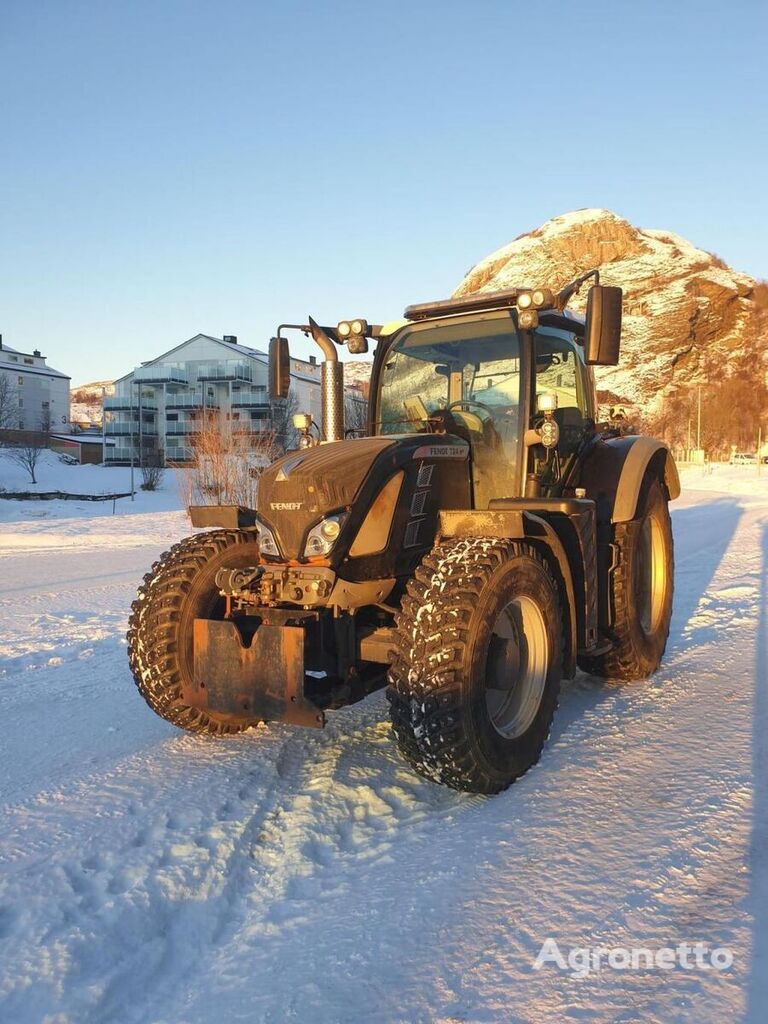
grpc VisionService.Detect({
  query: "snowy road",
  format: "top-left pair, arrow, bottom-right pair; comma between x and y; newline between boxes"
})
0,471 -> 766,1023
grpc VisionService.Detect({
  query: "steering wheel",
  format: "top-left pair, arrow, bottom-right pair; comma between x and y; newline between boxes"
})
446,398 -> 495,417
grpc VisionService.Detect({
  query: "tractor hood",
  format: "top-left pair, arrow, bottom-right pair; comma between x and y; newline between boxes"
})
257,437 -> 399,559
257,433 -> 471,562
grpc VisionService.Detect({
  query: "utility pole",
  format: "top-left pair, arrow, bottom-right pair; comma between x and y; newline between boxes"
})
759,426 -> 763,476
138,382 -> 143,474
129,378 -> 135,501
696,386 -> 702,451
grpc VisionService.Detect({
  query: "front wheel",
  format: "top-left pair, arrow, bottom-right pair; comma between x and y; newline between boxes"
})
387,539 -> 563,794
127,529 -> 263,735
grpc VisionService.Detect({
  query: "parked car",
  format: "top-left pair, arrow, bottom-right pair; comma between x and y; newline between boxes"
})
731,452 -> 757,465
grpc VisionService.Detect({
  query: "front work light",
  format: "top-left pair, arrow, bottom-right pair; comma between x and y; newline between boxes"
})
337,317 -> 369,353
518,309 -> 539,330
519,288 -> 553,312
536,392 -> 558,413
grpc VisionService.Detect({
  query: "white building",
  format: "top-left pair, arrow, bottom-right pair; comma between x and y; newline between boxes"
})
0,336 -> 70,431
103,333 -> 321,465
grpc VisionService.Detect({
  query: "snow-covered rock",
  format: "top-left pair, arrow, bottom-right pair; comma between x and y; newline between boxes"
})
70,379 -> 114,427
454,209 -> 767,412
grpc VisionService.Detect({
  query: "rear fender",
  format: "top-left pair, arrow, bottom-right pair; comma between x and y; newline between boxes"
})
578,436 -> 679,525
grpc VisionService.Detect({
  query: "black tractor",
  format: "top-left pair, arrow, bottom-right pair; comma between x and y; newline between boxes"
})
128,274 -> 678,794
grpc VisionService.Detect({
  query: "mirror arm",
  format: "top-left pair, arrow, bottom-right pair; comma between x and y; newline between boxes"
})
555,268 -> 601,310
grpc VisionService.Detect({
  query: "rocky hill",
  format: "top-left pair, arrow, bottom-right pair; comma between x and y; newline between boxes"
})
70,380 -> 114,427
454,209 -> 767,415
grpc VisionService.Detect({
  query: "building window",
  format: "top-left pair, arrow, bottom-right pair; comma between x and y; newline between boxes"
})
18,398 -> 23,408
17,376 -> 23,385
24,358 -> 33,365
42,401 -> 50,409
166,412 -> 178,422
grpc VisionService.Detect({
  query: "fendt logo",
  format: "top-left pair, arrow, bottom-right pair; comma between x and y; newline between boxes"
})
270,501 -> 303,511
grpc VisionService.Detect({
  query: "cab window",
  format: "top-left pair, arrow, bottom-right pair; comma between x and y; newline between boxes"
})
534,328 -> 590,454
377,315 -> 523,507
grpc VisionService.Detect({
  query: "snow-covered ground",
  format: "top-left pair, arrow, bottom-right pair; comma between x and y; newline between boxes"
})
0,455 -> 766,1023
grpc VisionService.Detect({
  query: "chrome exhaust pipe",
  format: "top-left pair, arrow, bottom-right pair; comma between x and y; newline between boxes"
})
309,317 -> 344,443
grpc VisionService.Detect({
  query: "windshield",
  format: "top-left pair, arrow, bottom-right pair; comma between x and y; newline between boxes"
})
377,315 -> 523,506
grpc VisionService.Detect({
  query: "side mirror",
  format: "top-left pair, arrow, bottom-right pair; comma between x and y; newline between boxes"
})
584,285 -> 622,366
269,336 -> 291,399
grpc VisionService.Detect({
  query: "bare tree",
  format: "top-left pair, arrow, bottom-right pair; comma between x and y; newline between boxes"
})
6,438 -> 44,483
176,412 -> 280,512
269,387 -> 299,454
345,390 -> 369,436
140,463 -> 165,491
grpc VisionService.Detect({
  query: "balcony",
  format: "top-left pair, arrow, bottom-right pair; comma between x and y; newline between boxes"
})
104,423 -> 158,438
165,392 -> 219,410
164,447 -> 194,462
231,387 -> 268,408
134,365 -> 189,385
104,395 -> 158,412
195,360 -> 255,383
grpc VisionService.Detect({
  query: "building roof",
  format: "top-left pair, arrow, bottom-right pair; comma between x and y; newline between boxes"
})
141,333 -> 268,367
115,332 -> 320,386
0,341 -> 71,380
0,358 -> 71,381
50,433 -> 105,445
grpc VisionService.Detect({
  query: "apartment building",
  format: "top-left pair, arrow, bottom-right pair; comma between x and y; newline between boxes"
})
103,333 -> 321,465
0,335 -> 70,431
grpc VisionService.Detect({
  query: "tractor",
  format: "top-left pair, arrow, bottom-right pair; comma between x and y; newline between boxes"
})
127,273 -> 678,794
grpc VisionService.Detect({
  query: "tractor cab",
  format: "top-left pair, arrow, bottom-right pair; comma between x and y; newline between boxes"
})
372,308 -> 596,508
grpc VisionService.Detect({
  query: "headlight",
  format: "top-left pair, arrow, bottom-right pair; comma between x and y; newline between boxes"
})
304,514 -> 346,557
517,291 -> 533,309
337,320 -> 352,338
256,521 -> 280,558
532,289 -> 546,307
351,318 -> 367,335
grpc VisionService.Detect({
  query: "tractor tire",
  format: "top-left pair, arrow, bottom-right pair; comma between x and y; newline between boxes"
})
387,539 -> 563,795
127,529 -> 262,736
579,474 -> 674,681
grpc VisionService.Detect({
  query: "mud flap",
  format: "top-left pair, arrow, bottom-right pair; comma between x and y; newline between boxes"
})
186,619 -> 325,728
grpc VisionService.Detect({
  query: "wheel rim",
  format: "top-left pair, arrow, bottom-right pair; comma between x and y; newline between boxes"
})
485,595 -> 549,739
636,511 -> 667,635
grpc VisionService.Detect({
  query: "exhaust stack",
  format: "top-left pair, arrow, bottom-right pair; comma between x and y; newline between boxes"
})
308,317 -> 345,443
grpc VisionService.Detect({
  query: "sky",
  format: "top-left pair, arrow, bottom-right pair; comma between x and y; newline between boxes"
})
1,0 -> 766,382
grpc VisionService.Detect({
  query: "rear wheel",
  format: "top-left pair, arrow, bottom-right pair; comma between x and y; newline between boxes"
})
387,539 -> 563,794
127,529 -> 262,735
579,475 -> 673,680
